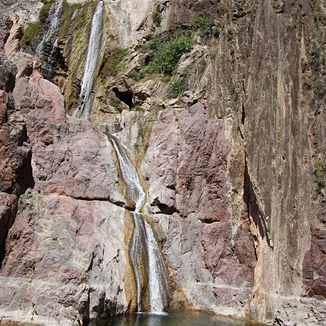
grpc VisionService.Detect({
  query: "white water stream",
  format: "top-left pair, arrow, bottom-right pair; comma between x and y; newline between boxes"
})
73,0 -> 103,120
110,136 -> 168,313
35,0 -> 63,60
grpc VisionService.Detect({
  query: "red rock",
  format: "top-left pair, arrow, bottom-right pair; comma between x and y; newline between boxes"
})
303,227 -> 326,299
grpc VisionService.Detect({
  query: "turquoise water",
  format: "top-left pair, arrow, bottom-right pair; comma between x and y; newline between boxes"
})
89,310 -> 260,326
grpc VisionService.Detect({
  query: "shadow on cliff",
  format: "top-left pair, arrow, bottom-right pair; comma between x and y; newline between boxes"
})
243,162 -> 273,249
0,103 -> 35,269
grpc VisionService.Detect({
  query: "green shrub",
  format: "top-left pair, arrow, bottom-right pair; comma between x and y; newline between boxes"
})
308,46 -> 321,65
110,99 -> 121,110
314,160 -> 325,192
313,78 -> 325,99
247,6 -> 253,13
227,26 -> 234,40
213,22 -> 221,38
152,11 -> 161,27
193,16 -> 214,39
129,69 -> 145,82
168,77 -> 189,98
21,22 -> 41,48
144,31 -> 193,75
100,48 -> 128,79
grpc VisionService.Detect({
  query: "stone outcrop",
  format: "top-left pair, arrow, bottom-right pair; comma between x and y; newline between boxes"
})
0,0 -> 42,25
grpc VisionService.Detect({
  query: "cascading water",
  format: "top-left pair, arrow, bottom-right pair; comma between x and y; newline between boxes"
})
73,0 -> 103,120
44,38 -> 58,80
35,0 -> 63,60
110,136 -> 168,313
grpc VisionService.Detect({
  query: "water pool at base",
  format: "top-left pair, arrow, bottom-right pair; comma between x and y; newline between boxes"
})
89,310 -> 261,326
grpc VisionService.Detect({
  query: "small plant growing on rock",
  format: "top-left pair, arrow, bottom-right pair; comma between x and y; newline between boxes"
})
21,22 -> 41,48
21,0 -> 57,48
129,69 -> 145,82
313,78 -> 325,99
110,99 -> 121,111
314,160 -> 325,193
58,0 -> 81,41
308,46 -> 321,66
152,11 -> 161,27
193,16 -> 214,40
99,48 -> 128,80
203,167 -> 208,178
131,105 -> 145,112
168,77 -> 189,98
213,22 -> 221,38
218,0 -> 228,14
186,173 -> 194,191
227,26 -> 234,40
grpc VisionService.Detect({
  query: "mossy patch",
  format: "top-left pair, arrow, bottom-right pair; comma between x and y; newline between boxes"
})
314,160 -> 325,193
99,48 -> 128,80
58,0 -> 81,41
193,16 -> 214,39
21,22 -> 41,48
69,1 -> 96,75
168,77 -> 189,98
21,0 -> 56,48
152,11 -> 161,27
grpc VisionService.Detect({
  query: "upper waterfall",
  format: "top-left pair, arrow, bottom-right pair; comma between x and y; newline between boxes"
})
35,0 -> 63,60
73,0 -> 103,120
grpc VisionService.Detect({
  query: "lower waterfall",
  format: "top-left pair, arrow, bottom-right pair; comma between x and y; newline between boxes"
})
110,136 -> 168,313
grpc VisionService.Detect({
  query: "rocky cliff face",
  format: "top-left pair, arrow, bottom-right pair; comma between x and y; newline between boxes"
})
0,0 -> 326,325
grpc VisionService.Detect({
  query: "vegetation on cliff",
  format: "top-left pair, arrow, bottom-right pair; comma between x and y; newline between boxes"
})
20,0 -> 56,48
99,48 -> 128,80
58,0 -> 81,41
142,30 -> 194,75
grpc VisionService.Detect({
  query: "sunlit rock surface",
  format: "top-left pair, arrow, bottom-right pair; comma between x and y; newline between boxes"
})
0,0 -> 326,325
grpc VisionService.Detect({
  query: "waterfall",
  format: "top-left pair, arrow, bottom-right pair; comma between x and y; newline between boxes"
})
110,136 -> 168,313
35,0 -> 63,60
44,38 -> 58,80
73,0 -> 103,120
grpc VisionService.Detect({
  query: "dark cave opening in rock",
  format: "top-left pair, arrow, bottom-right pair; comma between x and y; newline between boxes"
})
113,88 -> 133,108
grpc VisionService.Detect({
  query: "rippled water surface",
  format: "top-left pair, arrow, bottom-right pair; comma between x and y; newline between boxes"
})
89,310 -> 261,326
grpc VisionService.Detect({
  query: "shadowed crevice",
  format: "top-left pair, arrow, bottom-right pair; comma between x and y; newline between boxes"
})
243,161 -> 273,248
